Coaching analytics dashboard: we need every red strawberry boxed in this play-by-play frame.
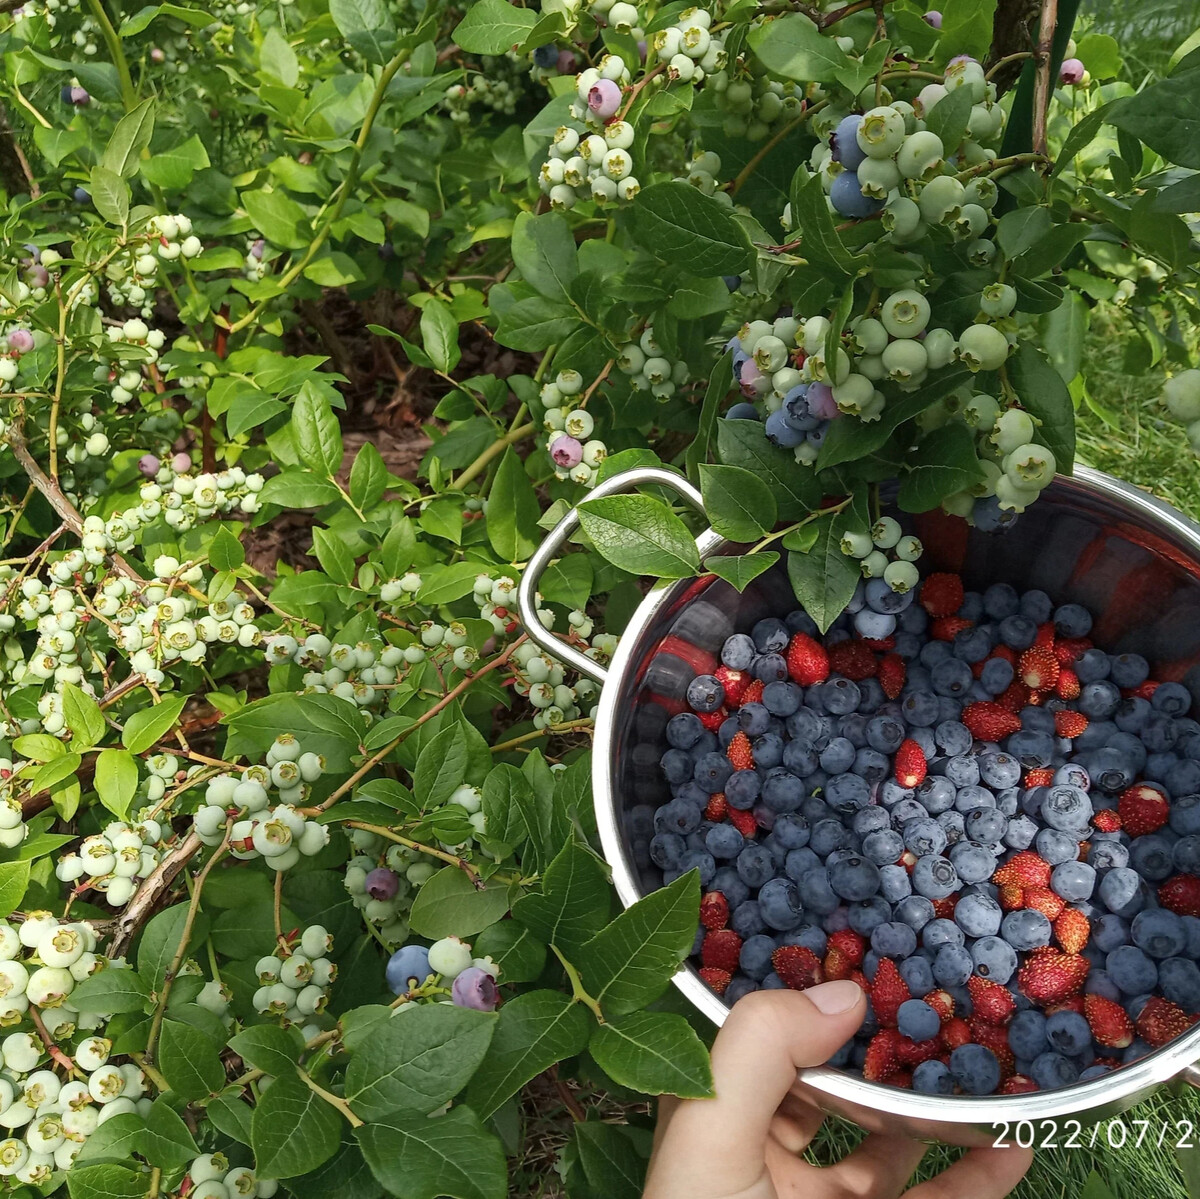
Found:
[704,793,728,822]
[997,681,1030,713]
[740,679,765,707]
[1022,886,1066,921]
[967,976,1016,1024]
[728,807,758,838]
[828,929,866,965]
[1019,645,1060,692]
[926,989,955,1022]
[1054,908,1090,954]
[1084,994,1134,1049]
[1055,669,1081,700]
[1000,1075,1039,1094]
[1055,637,1092,665]
[772,945,824,990]
[896,1034,942,1066]
[920,572,964,618]
[898,849,918,873]
[863,1029,902,1081]
[1027,689,1045,706]
[697,708,727,731]
[1017,948,1089,1004]
[932,615,974,642]
[786,633,829,686]
[968,1018,1016,1076]
[827,639,878,681]
[869,957,910,1028]
[1093,809,1121,833]
[940,1017,971,1050]
[1159,874,1200,917]
[1024,768,1055,788]
[962,701,1022,740]
[993,850,1052,889]
[699,966,730,995]
[1054,710,1089,739]
[699,891,729,930]
[1119,783,1170,837]
[726,731,754,771]
[824,946,853,980]
[715,665,749,706]
[888,1069,913,1089]
[998,883,1026,911]
[894,739,928,788]
[878,652,906,700]
[1136,996,1191,1048]
[701,929,742,973]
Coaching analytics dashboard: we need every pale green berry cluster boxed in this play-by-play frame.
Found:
[511,640,608,729]
[442,54,524,124]
[344,833,420,948]
[0,762,26,855]
[709,69,803,143]
[184,1152,279,1199]
[615,328,691,402]
[541,369,608,486]
[54,816,167,908]
[840,519,924,589]
[1159,370,1200,451]
[0,914,104,1023]
[263,633,406,713]
[252,925,335,1024]
[102,216,201,313]
[21,0,82,31]
[539,111,639,210]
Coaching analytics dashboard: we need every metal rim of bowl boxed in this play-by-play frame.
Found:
[591,464,1200,1121]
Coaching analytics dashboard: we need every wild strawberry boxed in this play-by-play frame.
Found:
[920,572,964,618]
[997,681,1030,712]
[824,946,853,980]
[1023,886,1066,921]
[1055,669,1081,700]
[896,1034,942,1066]
[962,701,1022,740]
[926,990,955,1022]
[828,929,866,965]
[1017,948,1089,1004]
[827,639,877,681]
[968,976,1016,1024]
[869,957,910,1028]
[1019,645,1060,692]
[1136,996,1191,1048]
[740,679,765,707]
[878,652,906,700]
[1000,1075,1039,1094]
[1043,996,1085,1016]
[862,635,896,652]
[1093,809,1121,833]
[701,929,742,973]
[697,708,726,731]
[940,1017,971,1050]
[1055,637,1091,665]
[786,633,829,686]
[894,739,928,788]
[968,1018,1016,1075]
[698,967,730,995]
[848,969,870,992]
[932,615,974,641]
[1129,680,1160,700]
[998,883,1026,911]
[931,894,958,920]
[888,1069,913,1089]
[993,851,1052,889]
[715,665,749,706]
[1083,994,1134,1049]
[699,891,729,930]
[704,793,728,822]
[1035,621,1056,648]
[1118,783,1170,837]
[772,945,824,990]
[1159,874,1200,917]
[863,1029,902,1081]
[898,849,918,872]
[1024,768,1055,788]
[1054,710,1089,739]
[728,807,758,838]
[1054,908,1090,954]
[726,732,754,771]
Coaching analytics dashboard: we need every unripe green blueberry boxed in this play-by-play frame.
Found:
[995,473,1041,512]
[991,407,1036,454]
[958,323,1010,372]
[896,130,944,180]
[856,105,906,159]
[857,156,900,198]
[871,517,902,549]
[860,550,888,578]
[979,283,1016,319]
[880,290,930,338]
[1004,442,1056,489]
[882,196,921,239]
[1163,370,1200,421]
[849,317,888,356]
[881,338,928,383]
[428,935,473,979]
[894,534,923,561]
[840,530,874,559]
[883,560,919,593]
[918,174,964,226]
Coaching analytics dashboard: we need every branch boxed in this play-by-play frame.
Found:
[1031,0,1059,157]
[108,831,203,959]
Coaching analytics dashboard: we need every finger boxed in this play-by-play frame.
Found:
[645,982,865,1198]
[768,1091,827,1154]
[902,1145,1034,1199]
[821,1131,928,1198]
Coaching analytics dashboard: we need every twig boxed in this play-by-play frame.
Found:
[450,423,536,491]
[731,114,806,197]
[29,1006,77,1074]
[345,822,482,885]
[107,831,203,959]
[490,719,594,754]
[1031,0,1059,157]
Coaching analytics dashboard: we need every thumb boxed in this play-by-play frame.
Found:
[651,981,865,1193]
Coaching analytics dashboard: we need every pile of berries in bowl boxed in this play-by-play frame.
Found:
[650,569,1200,1097]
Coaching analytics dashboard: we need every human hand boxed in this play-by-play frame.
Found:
[643,981,1032,1199]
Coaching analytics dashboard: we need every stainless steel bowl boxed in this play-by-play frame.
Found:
[518,465,1200,1144]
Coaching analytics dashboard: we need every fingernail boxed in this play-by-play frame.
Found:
[806,980,864,1014]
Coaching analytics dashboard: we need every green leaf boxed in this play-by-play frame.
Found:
[349,442,388,510]
[481,764,544,860]
[329,0,396,63]
[1041,291,1089,384]
[413,724,470,809]
[119,3,215,35]
[705,551,779,592]
[716,418,819,520]
[243,187,309,249]
[590,1011,713,1097]
[75,1112,146,1166]
[574,871,698,1017]
[1006,340,1076,472]
[415,560,485,605]
[788,171,864,276]
[510,211,578,302]
[747,12,849,81]
[89,165,130,226]
[67,1164,150,1199]
[101,98,155,178]
[62,681,105,749]
[260,25,300,85]
[345,1004,496,1119]
[698,464,777,542]
[421,299,461,373]
[258,470,342,508]
[578,494,700,579]
[0,861,29,919]
[357,1106,506,1199]
[229,1024,306,1077]
[209,526,245,573]
[494,296,580,351]
[933,0,997,65]
[223,693,364,773]
[70,967,151,1014]
[158,1019,224,1101]
[409,868,511,938]
[312,527,356,586]
[122,694,186,754]
[142,1097,199,1169]
[207,1090,253,1145]
[1076,31,1120,78]
[538,553,593,610]
[572,1122,645,1199]
[685,351,734,483]
[785,493,869,634]
[252,1068,342,1180]
[138,904,209,993]
[512,838,610,952]
[1052,106,1111,177]
[292,387,344,476]
[1109,69,1200,168]
[631,182,753,276]
[94,749,139,821]
[466,990,592,1118]
[453,0,536,53]
[487,447,540,562]
[897,423,984,513]
[924,85,973,154]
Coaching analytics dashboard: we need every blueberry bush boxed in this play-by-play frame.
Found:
[0,0,1193,1193]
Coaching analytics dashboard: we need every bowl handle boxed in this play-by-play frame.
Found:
[516,466,709,684]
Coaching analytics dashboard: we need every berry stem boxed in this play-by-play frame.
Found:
[551,944,605,1024]
[298,1068,364,1127]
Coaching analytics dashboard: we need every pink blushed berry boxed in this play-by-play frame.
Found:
[365,867,399,901]
[923,9,942,26]
[738,358,763,396]
[138,453,161,477]
[7,329,33,355]
[556,50,578,74]
[807,381,839,421]
[250,238,265,260]
[69,85,90,106]
[588,78,622,121]
[451,966,499,1011]
[550,434,583,469]
[171,451,192,474]
[1059,58,1085,85]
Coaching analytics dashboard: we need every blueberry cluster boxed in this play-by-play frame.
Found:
[345,832,420,948]
[614,327,690,402]
[709,69,804,143]
[385,935,501,1012]
[54,815,168,908]
[183,1152,279,1199]
[542,368,609,485]
[263,634,407,714]
[253,925,336,1023]
[1160,370,1200,452]
[650,572,1200,1094]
